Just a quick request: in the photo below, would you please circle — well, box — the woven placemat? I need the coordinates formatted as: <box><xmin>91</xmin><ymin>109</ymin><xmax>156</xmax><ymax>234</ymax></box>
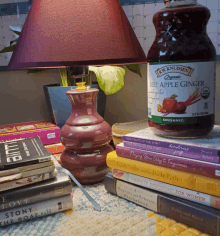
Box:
<box><xmin>0</xmin><ymin>183</ymin><xmax>210</xmax><ymax>236</ymax></box>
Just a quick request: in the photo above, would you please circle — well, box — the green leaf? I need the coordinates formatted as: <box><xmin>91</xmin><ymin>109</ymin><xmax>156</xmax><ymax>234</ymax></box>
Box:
<box><xmin>0</xmin><ymin>45</ymin><xmax>16</xmax><ymax>53</ymax></box>
<box><xmin>85</xmin><ymin>71</ymin><xmax>93</xmax><ymax>86</ymax></box>
<box><xmin>66</xmin><ymin>67</ymin><xmax>75</xmax><ymax>86</ymax></box>
<box><xmin>170</xmin><ymin>94</ymin><xmax>178</xmax><ymax>99</ymax></box>
<box><xmin>89</xmin><ymin>66</ymin><xmax>125</xmax><ymax>95</ymax></box>
<box><xmin>126</xmin><ymin>64</ymin><xmax>142</xmax><ymax>77</ymax></box>
<box><xmin>59</xmin><ymin>68</ymin><xmax>68</xmax><ymax>87</ymax></box>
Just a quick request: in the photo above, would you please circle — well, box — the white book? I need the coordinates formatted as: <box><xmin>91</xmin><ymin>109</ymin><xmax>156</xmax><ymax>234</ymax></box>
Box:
<box><xmin>112</xmin><ymin>169</ymin><xmax>220</xmax><ymax>210</ymax></box>
<box><xmin>0</xmin><ymin>165</ymin><xmax>55</xmax><ymax>183</ymax></box>
<box><xmin>0</xmin><ymin>194</ymin><xmax>73</xmax><ymax>227</ymax></box>
<box><xmin>0</xmin><ymin>161</ymin><xmax>54</xmax><ymax>177</ymax></box>
<box><xmin>0</xmin><ymin>170</ymin><xmax>57</xmax><ymax>192</ymax></box>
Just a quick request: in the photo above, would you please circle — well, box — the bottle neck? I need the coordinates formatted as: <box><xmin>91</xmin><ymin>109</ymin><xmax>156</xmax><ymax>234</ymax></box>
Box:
<box><xmin>164</xmin><ymin>0</ymin><xmax>197</xmax><ymax>7</ymax></box>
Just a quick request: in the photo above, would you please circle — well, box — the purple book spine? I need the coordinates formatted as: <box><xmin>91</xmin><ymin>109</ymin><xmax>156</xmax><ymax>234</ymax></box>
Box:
<box><xmin>116</xmin><ymin>145</ymin><xmax>220</xmax><ymax>180</ymax></box>
<box><xmin>123</xmin><ymin>139</ymin><xmax>220</xmax><ymax>164</ymax></box>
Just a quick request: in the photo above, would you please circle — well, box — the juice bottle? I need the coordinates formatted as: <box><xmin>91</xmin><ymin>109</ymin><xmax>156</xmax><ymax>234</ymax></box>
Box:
<box><xmin>147</xmin><ymin>0</ymin><xmax>216</xmax><ymax>138</ymax></box>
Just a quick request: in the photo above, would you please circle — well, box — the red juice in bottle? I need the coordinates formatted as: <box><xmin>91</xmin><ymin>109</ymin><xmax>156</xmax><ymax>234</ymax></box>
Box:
<box><xmin>147</xmin><ymin>0</ymin><xmax>216</xmax><ymax>138</ymax></box>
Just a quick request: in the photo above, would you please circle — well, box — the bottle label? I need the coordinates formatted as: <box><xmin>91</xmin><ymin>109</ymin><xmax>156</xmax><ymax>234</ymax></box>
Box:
<box><xmin>148</xmin><ymin>61</ymin><xmax>215</xmax><ymax>125</ymax></box>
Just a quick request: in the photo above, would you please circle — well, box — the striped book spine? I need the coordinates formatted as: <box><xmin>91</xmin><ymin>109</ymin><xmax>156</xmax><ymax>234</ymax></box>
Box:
<box><xmin>105</xmin><ymin>172</ymin><xmax>220</xmax><ymax>236</ymax></box>
<box><xmin>106</xmin><ymin>151</ymin><xmax>220</xmax><ymax>197</ymax></box>
<box><xmin>116</xmin><ymin>143</ymin><xmax>220</xmax><ymax>180</ymax></box>
<box><xmin>112</xmin><ymin>169</ymin><xmax>220</xmax><ymax>210</ymax></box>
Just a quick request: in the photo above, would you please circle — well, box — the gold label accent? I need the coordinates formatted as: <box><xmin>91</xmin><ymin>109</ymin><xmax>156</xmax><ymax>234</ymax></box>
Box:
<box><xmin>155</xmin><ymin>65</ymin><xmax>194</xmax><ymax>78</ymax></box>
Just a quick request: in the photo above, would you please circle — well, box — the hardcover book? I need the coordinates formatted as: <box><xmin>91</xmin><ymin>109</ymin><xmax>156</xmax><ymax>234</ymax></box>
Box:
<box><xmin>0</xmin><ymin>137</ymin><xmax>52</xmax><ymax>170</ymax></box>
<box><xmin>116</xmin><ymin>142</ymin><xmax>220</xmax><ymax>180</ymax></box>
<box><xmin>0</xmin><ymin>195</ymin><xmax>73</xmax><ymax>227</ymax></box>
<box><xmin>123</xmin><ymin>125</ymin><xmax>220</xmax><ymax>163</ymax></box>
<box><xmin>106</xmin><ymin>151</ymin><xmax>220</xmax><ymax>197</ymax></box>
<box><xmin>105</xmin><ymin>172</ymin><xmax>220</xmax><ymax>236</ymax></box>
<box><xmin>0</xmin><ymin>120</ymin><xmax>60</xmax><ymax>145</ymax></box>
<box><xmin>112</xmin><ymin>169</ymin><xmax>220</xmax><ymax>210</ymax></box>
<box><xmin>0</xmin><ymin>170</ymin><xmax>72</xmax><ymax>211</ymax></box>
<box><xmin>0</xmin><ymin>170</ymin><xmax>57</xmax><ymax>193</ymax></box>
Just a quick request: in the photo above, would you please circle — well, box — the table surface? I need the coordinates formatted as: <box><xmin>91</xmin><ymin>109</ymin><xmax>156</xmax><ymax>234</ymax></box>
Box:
<box><xmin>0</xmin><ymin>182</ymin><xmax>211</xmax><ymax>236</ymax></box>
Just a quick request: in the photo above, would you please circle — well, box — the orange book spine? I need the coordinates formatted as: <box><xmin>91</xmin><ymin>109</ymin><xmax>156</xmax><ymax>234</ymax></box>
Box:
<box><xmin>106</xmin><ymin>151</ymin><xmax>220</xmax><ymax>197</ymax></box>
<box><xmin>45</xmin><ymin>143</ymin><xmax>65</xmax><ymax>154</ymax></box>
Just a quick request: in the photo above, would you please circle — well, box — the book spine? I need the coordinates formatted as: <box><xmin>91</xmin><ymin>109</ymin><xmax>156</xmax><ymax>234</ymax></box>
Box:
<box><xmin>106</xmin><ymin>151</ymin><xmax>220</xmax><ymax>197</ymax></box>
<box><xmin>45</xmin><ymin>143</ymin><xmax>65</xmax><ymax>154</ymax></box>
<box><xmin>104</xmin><ymin>174</ymin><xmax>219</xmax><ymax>236</ymax></box>
<box><xmin>0</xmin><ymin>195</ymin><xmax>73</xmax><ymax>227</ymax></box>
<box><xmin>0</xmin><ymin>177</ymin><xmax>72</xmax><ymax>211</ymax></box>
<box><xmin>0</xmin><ymin>122</ymin><xmax>60</xmax><ymax>145</ymax></box>
<box><xmin>0</xmin><ymin>165</ymin><xmax>55</xmax><ymax>183</ymax></box>
<box><xmin>112</xmin><ymin>169</ymin><xmax>220</xmax><ymax>210</ymax></box>
<box><xmin>123</xmin><ymin>138</ymin><xmax>220</xmax><ymax>163</ymax></box>
<box><xmin>0</xmin><ymin>170</ymin><xmax>57</xmax><ymax>193</ymax></box>
<box><xmin>116</xmin><ymin>145</ymin><xmax>220</xmax><ymax>180</ymax></box>
<box><xmin>158</xmin><ymin>196</ymin><xmax>219</xmax><ymax>236</ymax></box>
<box><xmin>0</xmin><ymin>157</ymin><xmax>52</xmax><ymax>171</ymax></box>
<box><xmin>0</xmin><ymin>161</ymin><xmax>53</xmax><ymax>178</ymax></box>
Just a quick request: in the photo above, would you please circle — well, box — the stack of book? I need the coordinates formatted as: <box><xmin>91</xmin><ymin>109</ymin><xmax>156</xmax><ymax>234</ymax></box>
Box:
<box><xmin>0</xmin><ymin>136</ymin><xmax>73</xmax><ymax>227</ymax></box>
<box><xmin>105</xmin><ymin>125</ymin><xmax>220</xmax><ymax>236</ymax></box>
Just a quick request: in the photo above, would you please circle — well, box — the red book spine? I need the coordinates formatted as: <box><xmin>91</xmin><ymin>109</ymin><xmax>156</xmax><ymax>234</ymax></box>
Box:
<box><xmin>116</xmin><ymin>144</ymin><xmax>220</xmax><ymax>180</ymax></box>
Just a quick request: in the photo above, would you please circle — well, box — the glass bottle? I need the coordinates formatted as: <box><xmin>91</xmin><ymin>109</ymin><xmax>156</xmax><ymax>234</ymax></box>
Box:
<box><xmin>147</xmin><ymin>0</ymin><xmax>216</xmax><ymax>138</ymax></box>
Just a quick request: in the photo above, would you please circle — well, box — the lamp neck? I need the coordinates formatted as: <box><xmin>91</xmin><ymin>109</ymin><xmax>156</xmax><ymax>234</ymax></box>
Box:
<box><xmin>69</xmin><ymin>66</ymin><xmax>89</xmax><ymax>84</ymax></box>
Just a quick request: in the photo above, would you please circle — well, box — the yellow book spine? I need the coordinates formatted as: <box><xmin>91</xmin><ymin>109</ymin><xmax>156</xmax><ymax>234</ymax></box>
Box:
<box><xmin>106</xmin><ymin>151</ymin><xmax>220</xmax><ymax>197</ymax></box>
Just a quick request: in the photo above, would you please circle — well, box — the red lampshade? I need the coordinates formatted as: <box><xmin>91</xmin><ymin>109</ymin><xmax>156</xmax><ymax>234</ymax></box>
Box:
<box><xmin>8</xmin><ymin>0</ymin><xmax>147</xmax><ymax>70</ymax></box>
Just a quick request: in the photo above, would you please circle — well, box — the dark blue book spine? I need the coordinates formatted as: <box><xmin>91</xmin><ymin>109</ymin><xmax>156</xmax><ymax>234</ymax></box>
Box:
<box><xmin>158</xmin><ymin>196</ymin><xmax>219</xmax><ymax>236</ymax></box>
<box><xmin>104</xmin><ymin>172</ymin><xmax>220</xmax><ymax>236</ymax></box>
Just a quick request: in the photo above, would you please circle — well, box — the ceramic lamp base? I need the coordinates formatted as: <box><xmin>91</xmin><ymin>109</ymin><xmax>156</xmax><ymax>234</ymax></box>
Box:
<box><xmin>60</xmin><ymin>144</ymin><xmax>114</xmax><ymax>184</ymax></box>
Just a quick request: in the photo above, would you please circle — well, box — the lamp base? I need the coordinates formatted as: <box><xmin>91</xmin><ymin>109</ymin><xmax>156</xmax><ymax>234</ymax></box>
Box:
<box><xmin>60</xmin><ymin>144</ymin><xmax>114</xmax><ymax>184</ymax></box>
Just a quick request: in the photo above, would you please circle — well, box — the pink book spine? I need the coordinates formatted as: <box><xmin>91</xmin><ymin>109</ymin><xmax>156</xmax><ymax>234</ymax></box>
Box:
<box><xmin>0</xmin><ymin>128</ymin><xmax>60</xmax><ymax>145</ymax></box>
<box><xmin>116</xmin><ymin>144</ymin><xmax>220</xmax><ymax>180</ymax></box>
<box><xmin>18</xmin><ymin>128</ymin><xmax>61</xmax><ymax>145</ymax></box>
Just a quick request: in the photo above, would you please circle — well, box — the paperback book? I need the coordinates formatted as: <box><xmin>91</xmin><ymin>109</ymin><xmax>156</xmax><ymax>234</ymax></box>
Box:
<box><xmin>0</xmin><ymin>195</ymin><xmax>73</xmax><ymax>227</ymax></box>
<box><xmin>0</xmin><ymin>170</ymin><xmax>57</xmax><ymax>193</ymax></box>
<box><xmin>112</xmin><ymin>169</ymin><xmax>220</xmax><ymax>210</ymax></box>
<box><xmin>0</xmin><ymin>120</ymin><xmax>60</xmax><ymax>145</ymax></box>
<box><xmin>106</xmin><ymin>151</ymin><xmax>220</xmax><ymax>197</ymax></box>
<box><xmin>116</xmin><ymin>143</ymin><xmax>220</xmax><ymax>180</ymax></box>
<box><xmin>0</xmin><ymin>170</ymin><xmax>72</xmax><ymax>211</ymax></box>
<box><xmin>0</xmin><ymin>136</ymin><xmax>52</xmax><ymax>170</ymax></box>
<box><xmin>0</xmin><ymin>161</ymin><xmax>54</xmax><ymax>178</ymax></box>
<box><xmin>123</xmin><ymin>125</ymin><xmax>220</xmax><ymax>163</ymax></box>
<box><xmin>105</xmin><ymin>172</ymin><xmax>220</xmax><ymax>236</ymax></box>
<box><xmin>0</xmin><ymin>165</ymin><xmax>55</xmax><ymax>184</ymax></box>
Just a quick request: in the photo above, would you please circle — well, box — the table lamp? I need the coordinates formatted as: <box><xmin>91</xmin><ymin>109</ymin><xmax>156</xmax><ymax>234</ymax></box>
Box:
<box><xmin>8</xmin><ymin>0</ymin><xmax>147</xmax><ymax>184</ymax></box>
